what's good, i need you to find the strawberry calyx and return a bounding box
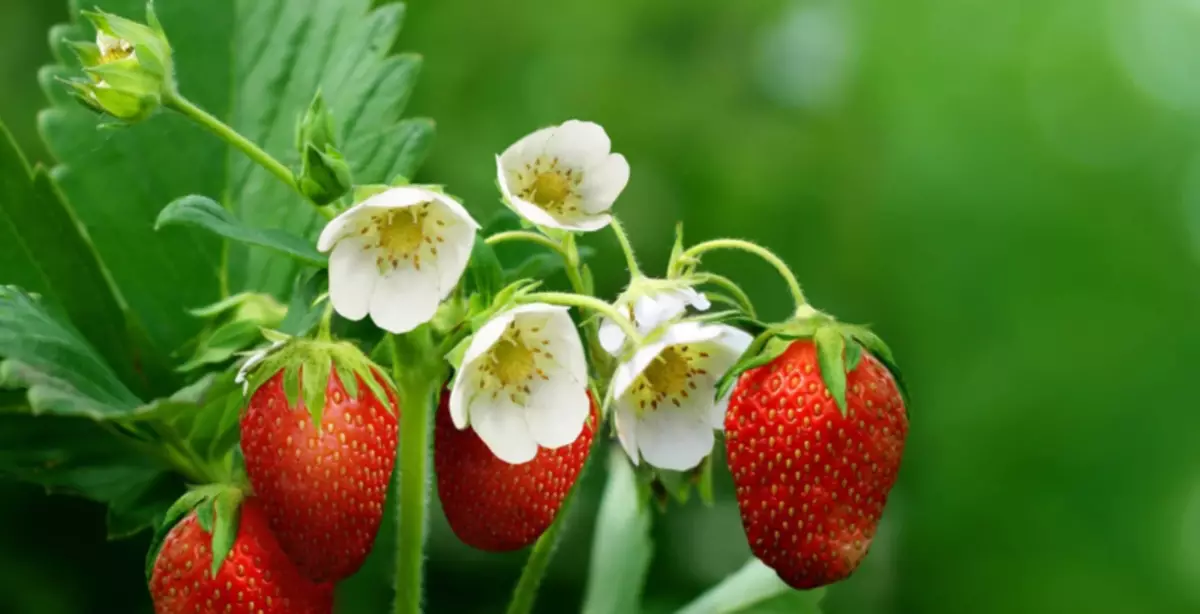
[238,334,397,430]
[144,482,245,582]
[715,306,909,415]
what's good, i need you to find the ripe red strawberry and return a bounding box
[434,389,597,551]
[149,497,333,614]
[240,341,399,583]
[725,338,907,589]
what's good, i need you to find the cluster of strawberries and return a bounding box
[147,335,905,613]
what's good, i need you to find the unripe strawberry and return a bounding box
[239,339,399,582]
[434,389,597,551]
[149,497,333,614]
[725,338,907,589]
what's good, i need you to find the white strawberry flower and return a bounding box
[611,322,752,471]
[317,186,479,334]
[598,286,711,356]
[449,304,591,464]
[497,120,630,232]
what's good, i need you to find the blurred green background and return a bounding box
[4,0,1200,612]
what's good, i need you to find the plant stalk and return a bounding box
[680,239,808,315]
[164,92,304,202]
[608,216,642,278]
[389,330,445,614]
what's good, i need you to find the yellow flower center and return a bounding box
[490,337,536,387]
[97,34,135,64]
[366,204,446,272]
[630,345,708,412]
[515,157,583,216]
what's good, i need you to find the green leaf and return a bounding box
[176,319,263,372]
[466,235,504,303]
[0,287,142,418]
[279,270,327,336]
[814,326,847,414]
[503,246,597,283]
[676,558,825,614]
[581,450,654,614]
[42,0,434,324]
[155,195,327,267]
[129,370,244,467]
[0,412,175,539]
[0,120,151,395]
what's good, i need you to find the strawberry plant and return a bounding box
[0,1,910,612]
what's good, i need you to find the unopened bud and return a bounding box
[67,2,173,122]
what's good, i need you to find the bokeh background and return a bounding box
[4,0,1200,612]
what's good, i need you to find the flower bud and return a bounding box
[295,91,352,205]
[67,2,173,122]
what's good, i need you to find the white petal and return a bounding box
[636,403,714,471]
[579,153,630,213]
[713,325,754,362]
[680,287,712,311]
[613,399,640,465]
[317,204,369,252]
[711,387,734,430]
[507,194,566,228]
[661,321,725,347]
[429,191,481,229]
[471,395,539,464]
[537,310,588,383]
[359,185,439,210]
[426,205,476,298]
[544,120,612,169]
[635,292,688,334]
[524,371,589,449]
[501,126,556,166]
[460,312,515,368]
[598,318,626,354]
[551,212,612,232]
[611,337,670,400]
[327,239,377,321]
[448,369,476,429]
[368,265,440,334]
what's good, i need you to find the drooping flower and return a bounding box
[598,285,711,356]
[497,120,630,232]
[449,304,590,464]
[317,186,479,334]
[611,322,752,471]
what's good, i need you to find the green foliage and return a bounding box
[155,194,327,267]
[813,326,847,414]
[581,450,654,614]
[0,286,140,418]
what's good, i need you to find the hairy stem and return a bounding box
[680,239,808,315]
[693,272,757,318]
[505,473,581,614]
[522,291,641,346]
[485,230,567,256]
[389,330,446,614]
[608,216,642,278]
[164,93,304,203]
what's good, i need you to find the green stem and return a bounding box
[389,330,446,614]
[680,239,808,315]
[486,230,567,256]
[693,272,757,318]
[164,92,302,201]
[505,476,581,614]
[608,216,642,278]
[522,291,641,346]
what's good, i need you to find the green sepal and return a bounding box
[240,337,399,428]
[842,324,910,406]
[66,40,101,66]
[695,454,715,506]
[195,498,215,533]
[301,351,332,430]
[445,335,472,371]
[844,335,863,372]
[143,486,210,582]
[208,488,244,577]
[813,326,848,415]
[714,335,793,401]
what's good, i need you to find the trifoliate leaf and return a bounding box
[814,326,848,414]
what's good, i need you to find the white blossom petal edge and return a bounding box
[611,322,752,471]
[497,120,629,232]
[449,303,590,464]
[317,186,480,334]
[598,287,711,355]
